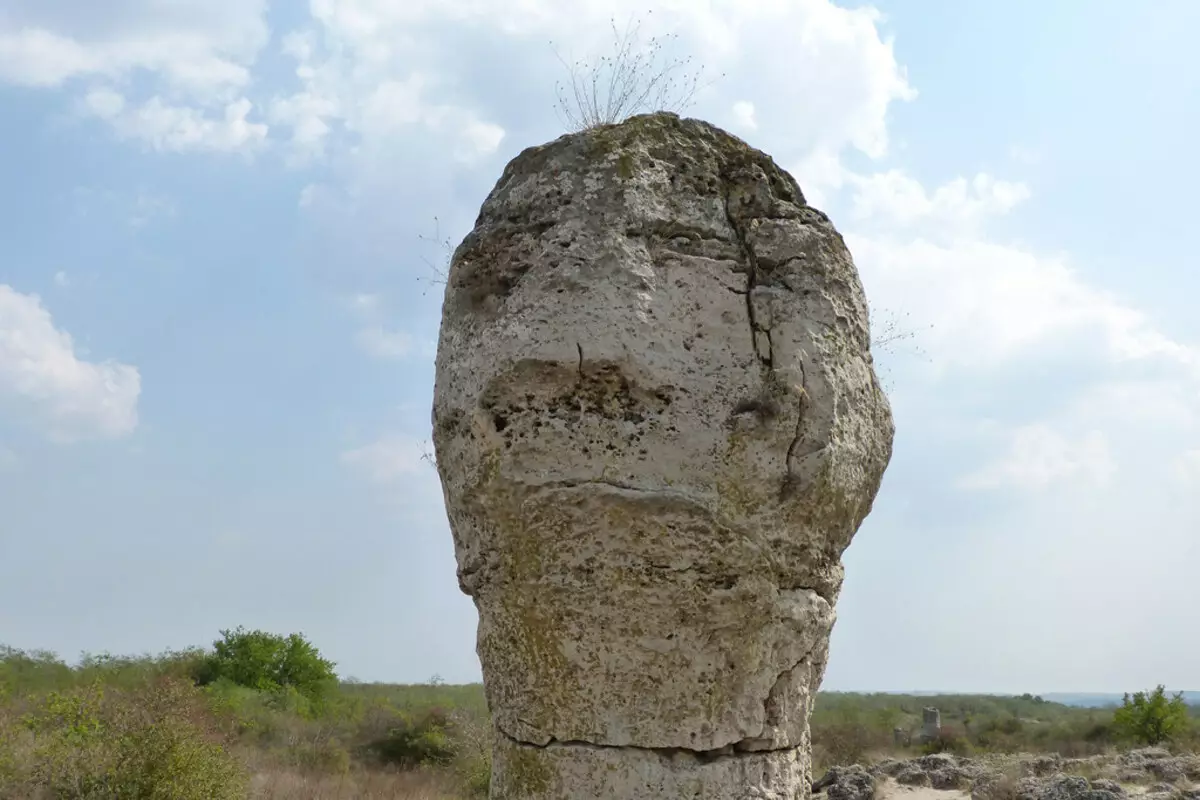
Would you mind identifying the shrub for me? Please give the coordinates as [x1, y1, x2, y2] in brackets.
[290, 736, 352, 775]
[973, 768, 1024, 800]
[1113, 685, 1190, 745]
[447, 709, 492, 798]
[195, 627, 337, 707]
[0, 646, 73, 696]
[14, 677, 247, 799]
[812, 719, 883, 768]
[922, 724, 972, 756]
[0, 707, 32, 794]
[365, 707, 457, 768]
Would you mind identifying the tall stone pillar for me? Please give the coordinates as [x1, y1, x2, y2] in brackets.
[433, 112, 894, 799]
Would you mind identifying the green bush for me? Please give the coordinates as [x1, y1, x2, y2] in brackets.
[9, 677, 247, 799]
[194, 627, 337, 707]
[447, 709, 492, 798]
[364, 706, 458, 768]
[290, 736, 353, 774]
[0, 646, 74, 696]
[0, 709, 29, 793]
[922, 724, 973, 756]
[1113, 685, 1190, 746]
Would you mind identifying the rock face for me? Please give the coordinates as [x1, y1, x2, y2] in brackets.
[432, 112, 894, 798]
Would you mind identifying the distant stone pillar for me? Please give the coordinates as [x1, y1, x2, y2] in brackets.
[893, 727, 905, 747]
[921, 707, 941, 742]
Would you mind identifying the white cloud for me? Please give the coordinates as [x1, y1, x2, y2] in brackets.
[842, 163, 1200, 499]
[1008, 144, 1042, 165]
[837, 165, 1200, 547]
[1172, 450, 1200, 487]
[356, 326, 415, 360]
[0, 285, 139, 441]
[270, 42, 504, 166]
[343, 293, 434, 361]
[348, 293, 381, 313]
[270, 0, 913, 178]
[83, 91, 267, 154]
[849, 170, 1031, 230]
[0, 1, 267, 97]
[850, 234, 1200, 374]
[2, 0, 916, 188]
[960, 425, 1116, 491]
[341, 434, 430, 485]
[1069, 379, 1200, 431]
[0, 1, 269, 153]
[53, 271, 69, 288]
[731, 100, 757, 130]
[71, 186, 176, 229]
[129, 190, 177, 227]
[297, 183, 324, 210]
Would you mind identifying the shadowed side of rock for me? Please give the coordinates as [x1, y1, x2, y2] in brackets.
[432, 112, 894, 798]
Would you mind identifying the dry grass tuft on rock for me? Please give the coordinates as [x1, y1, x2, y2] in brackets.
[551, 14, 716, 131]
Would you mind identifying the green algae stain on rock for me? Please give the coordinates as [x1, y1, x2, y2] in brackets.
[498, 745, 553, 798]
[616, 152, 636, 180]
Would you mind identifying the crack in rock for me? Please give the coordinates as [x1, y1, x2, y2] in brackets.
[721, 170, 774, 370]
[782, 356, 811, 499]
[498, 727, 807, 764]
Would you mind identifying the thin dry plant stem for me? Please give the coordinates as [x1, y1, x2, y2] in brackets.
[870, 308, 933, 391]
[551, 13, 719, 132]
[416, 217, 453, 295]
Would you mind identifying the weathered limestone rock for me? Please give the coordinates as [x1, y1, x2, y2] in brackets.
[432, 112, 894, 798]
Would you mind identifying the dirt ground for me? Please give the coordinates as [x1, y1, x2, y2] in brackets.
[880, 779, 971, 800]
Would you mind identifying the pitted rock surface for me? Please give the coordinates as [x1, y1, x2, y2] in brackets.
[433, 112, 893, 798]
[816, 765, 878, 800]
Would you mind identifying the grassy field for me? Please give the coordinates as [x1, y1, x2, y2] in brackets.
[2, 641, 1197, 798]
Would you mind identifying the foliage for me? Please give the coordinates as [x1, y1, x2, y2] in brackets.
[0, 636, 505, 797]
[3, 677, 246, 799]
[921, 724, 973, 756]
[10, 635, 1199, 795]
[1113, 685, 1190, 745]
[361, 706, 457, 768]
[446, 708, 492, 798]
[811, 703, 887, 770]
[195, 627, 337, 707]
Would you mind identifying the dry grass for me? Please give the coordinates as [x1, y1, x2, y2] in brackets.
[972, 765, 1027, 800]
[550, 14, 713, 132]
[251, 767, 458, 799]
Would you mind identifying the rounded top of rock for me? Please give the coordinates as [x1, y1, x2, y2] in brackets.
[487, 109, 813, 216]
[450, 111, 851, 338]
[510, 111, 786, 164]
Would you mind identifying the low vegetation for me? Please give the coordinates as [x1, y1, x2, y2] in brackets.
[0, 634, 489, 799]
[810, 688, 1200, 772]
[2, 633, 1196, 798]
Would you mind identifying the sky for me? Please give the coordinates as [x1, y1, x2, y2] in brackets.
[1, 0, 1198, 695]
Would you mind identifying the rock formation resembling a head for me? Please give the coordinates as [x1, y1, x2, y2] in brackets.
[432, 112, 894, 798]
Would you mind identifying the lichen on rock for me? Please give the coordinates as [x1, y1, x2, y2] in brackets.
[432, 111, 894, 798]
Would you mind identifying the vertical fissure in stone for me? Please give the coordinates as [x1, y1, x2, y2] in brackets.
[721, 172, 773, 371]
[782, 358, 811, 499]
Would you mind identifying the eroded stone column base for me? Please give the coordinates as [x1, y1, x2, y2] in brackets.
[492, 733, 811, 800]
